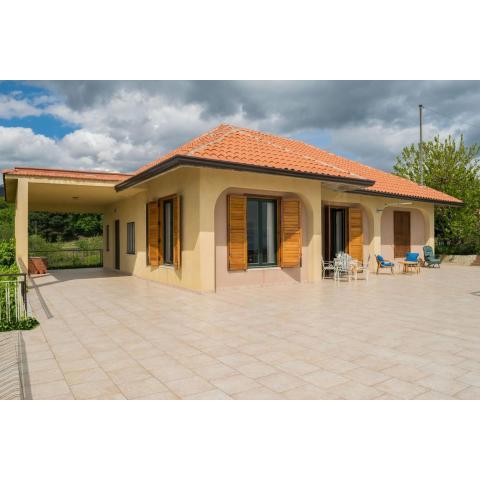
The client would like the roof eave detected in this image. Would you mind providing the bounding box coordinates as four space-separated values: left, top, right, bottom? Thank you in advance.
115 155 375 192
350 188 464 207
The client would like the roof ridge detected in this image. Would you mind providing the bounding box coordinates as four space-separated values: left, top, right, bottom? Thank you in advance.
234 127 367 180
187 124 240 156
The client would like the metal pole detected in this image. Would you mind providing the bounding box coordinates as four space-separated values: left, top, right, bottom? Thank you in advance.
419 104 424 186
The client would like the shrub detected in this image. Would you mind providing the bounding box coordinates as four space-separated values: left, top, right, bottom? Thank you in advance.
76 236 103 250
0 239 16 267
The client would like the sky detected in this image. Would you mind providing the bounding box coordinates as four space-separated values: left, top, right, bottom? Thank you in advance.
1 80 480 178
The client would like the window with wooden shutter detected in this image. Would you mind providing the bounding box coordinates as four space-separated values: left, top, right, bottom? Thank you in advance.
280 198 302 268
348 207 363 262
227 195 247 270
173 195 181 269
147 201 159 266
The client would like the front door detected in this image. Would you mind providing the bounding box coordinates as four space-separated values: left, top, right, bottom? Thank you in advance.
114 219 120 270
394 211 410 258
324 206 347 260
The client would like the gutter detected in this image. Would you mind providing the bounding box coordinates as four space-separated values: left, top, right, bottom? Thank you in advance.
350 188 464 207
115 154 375 192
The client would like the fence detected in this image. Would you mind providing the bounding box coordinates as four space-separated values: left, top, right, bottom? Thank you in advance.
0 273 27 326
29 249 103 269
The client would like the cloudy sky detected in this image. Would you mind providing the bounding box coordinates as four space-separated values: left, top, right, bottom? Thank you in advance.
1 80 480 177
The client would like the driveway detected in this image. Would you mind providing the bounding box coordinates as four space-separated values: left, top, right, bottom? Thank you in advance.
22 265 480 399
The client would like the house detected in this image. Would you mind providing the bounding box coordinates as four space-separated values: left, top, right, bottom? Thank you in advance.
2 124 462 292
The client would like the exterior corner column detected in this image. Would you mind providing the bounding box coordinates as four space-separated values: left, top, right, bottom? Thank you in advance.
14 178 29 270
367 204 382 272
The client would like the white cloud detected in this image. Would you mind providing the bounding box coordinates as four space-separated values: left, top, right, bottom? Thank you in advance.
0 94 41 119
2 81 480 175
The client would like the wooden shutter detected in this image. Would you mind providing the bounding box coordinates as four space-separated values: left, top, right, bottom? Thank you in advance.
173 195 181 269
280 198 302 268
227 195 247 271
394 211 410 258
147 201 159 266
348 207 363 262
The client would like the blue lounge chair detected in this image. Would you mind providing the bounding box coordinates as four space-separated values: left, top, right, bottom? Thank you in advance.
403 252 420 273
375 255 395 274
423 246 441 268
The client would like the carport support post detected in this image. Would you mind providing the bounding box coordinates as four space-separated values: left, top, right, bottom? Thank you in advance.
14 178 29 269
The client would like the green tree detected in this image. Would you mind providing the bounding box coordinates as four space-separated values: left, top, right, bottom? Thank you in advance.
393 135 480 254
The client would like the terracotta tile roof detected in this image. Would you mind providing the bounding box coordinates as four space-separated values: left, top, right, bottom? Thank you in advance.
134 124 369 184
4 125 462 205
2 167 131 182
131 124 462 204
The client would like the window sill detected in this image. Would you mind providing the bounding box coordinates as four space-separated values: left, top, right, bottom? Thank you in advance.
247 266 281 271
126 252 136 256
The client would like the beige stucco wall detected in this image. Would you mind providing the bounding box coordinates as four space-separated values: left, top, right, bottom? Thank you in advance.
103 167 436 291
380 207 429 260
103 167 202 291
320 189 435 269
103 167 323 292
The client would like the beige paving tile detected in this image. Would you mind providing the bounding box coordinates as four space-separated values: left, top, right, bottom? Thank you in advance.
184 389 233 400
456 371 480 388
211 374 260 395
29 368 65 385
376 378 427 399
455 386 480 399
381 365 429 383
415 375 469 396
107 365 151 385
217 353 257 367
166 376 213 398
257 372 306 393
31 380 71 399
232 387 285 400
57 357 99 373
415 390 455 400
150 364 195 383
177 353 218 369
64 368 109 385
95 393 127 400
310 357 357 373
354 355 397 371
344 367 391 386
327 381 383 400
135 391 178 400
235 361 278 379
117 377 169 399
283 384 340 400
28 358 61 373
277 360 319 376
70 379 121 400
193 363 237 381
302 370 349 389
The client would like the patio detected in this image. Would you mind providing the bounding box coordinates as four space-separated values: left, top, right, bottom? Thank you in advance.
22 265 480 399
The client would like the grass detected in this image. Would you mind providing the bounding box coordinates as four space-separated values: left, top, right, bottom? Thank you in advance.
29 235 103 269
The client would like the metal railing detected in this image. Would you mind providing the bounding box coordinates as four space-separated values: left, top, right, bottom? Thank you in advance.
29 249 103 269
0 273 27 325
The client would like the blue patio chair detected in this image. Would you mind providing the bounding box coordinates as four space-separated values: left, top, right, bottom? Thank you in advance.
423 245 441 268
375 255 395 274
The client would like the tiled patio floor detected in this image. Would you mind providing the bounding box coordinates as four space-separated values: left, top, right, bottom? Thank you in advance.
23 265 480 399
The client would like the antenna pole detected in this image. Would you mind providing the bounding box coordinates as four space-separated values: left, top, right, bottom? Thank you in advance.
419 104 424 186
